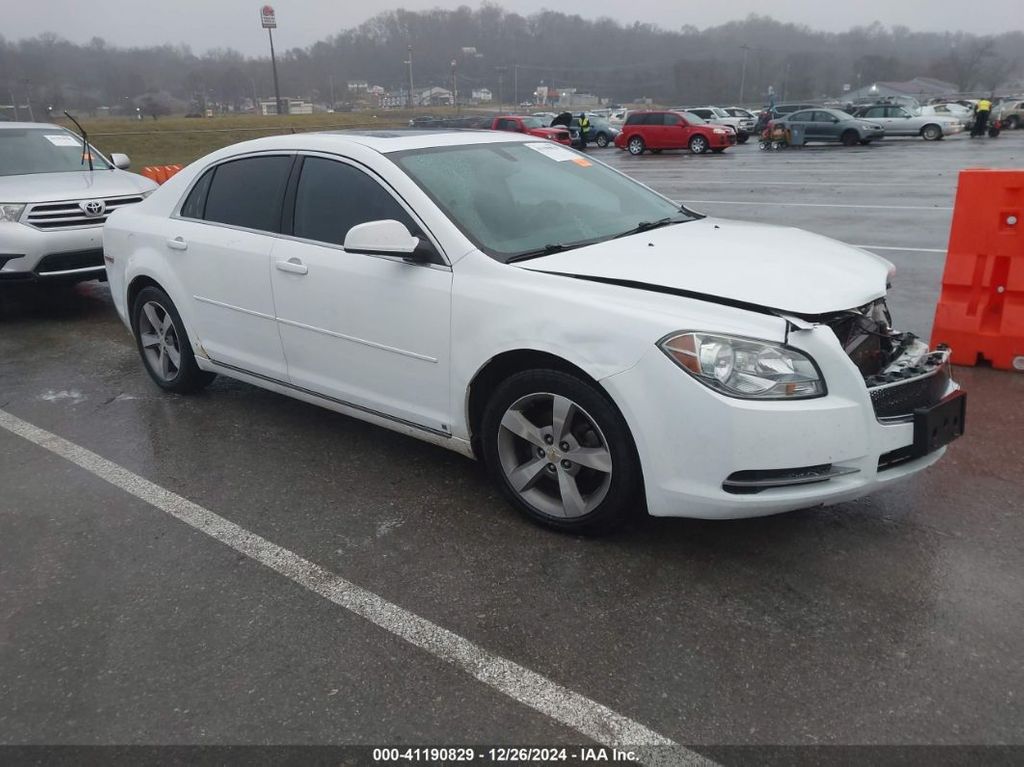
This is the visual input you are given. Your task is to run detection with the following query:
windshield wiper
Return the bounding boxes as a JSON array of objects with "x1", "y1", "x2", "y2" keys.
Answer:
[
  {"x1": 612, "y1": 215, "x2": 690, "y2": 240},
  {"x1": 63, "y1": 110, "x2": 93, "y2": 172},
  {"x1": 506, "y1": 243, "x2": 571, "y2": 263}
]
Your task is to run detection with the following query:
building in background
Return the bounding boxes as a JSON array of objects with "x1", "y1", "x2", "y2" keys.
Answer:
[{"x1": 258, "y1": 98, "x2": 314, "y2": 115}]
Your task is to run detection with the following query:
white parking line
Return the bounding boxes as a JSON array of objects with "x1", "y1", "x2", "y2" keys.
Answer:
[
  {"x1": 0, "y1": 408, "x2": 712, "y2": 765},
  {"x1": 681, "y1": 199, "x2": 953, "y2": 211}
]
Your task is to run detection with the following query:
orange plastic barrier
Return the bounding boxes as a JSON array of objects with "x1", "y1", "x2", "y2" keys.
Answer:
[
  {"x1": 140, "y1": 165, "x2": 182, "y2": 184},
  {"x1": 930, "y1": 169, "x2": 1024, "y2": 371}
]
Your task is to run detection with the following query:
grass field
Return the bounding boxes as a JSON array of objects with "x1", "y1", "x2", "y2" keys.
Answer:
[{"x1": 52, "y1": 111, "x2": 442, "y2": 169}]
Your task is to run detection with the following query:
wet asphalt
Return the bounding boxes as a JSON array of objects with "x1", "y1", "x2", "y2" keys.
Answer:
[{"x1": 1, "y1": 130, "x2": 1022, "y2": 757}]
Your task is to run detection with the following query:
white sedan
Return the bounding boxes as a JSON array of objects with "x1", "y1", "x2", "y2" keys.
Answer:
[{"x1": 103, "y1": 131, "x2": 965, "y2": 533}]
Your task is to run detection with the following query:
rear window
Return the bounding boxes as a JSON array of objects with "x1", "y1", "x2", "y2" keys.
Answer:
[{"x1": 201, "y1": 155, "x2": 292, "y2": 232}]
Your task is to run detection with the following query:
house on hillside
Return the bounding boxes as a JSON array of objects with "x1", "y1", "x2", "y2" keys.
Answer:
[{"x1": 844, "y1": 77, "x2": 958, "y2": 105}]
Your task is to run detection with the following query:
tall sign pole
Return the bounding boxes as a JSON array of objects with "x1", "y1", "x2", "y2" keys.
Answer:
[{"x1": 260, "y1": 5, "x2": 283, "y2": 115}]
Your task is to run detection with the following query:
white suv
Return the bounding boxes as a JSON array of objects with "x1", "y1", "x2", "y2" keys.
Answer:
[
  {"x1": 682, "y1": 107, "x2": 754, "y2": 143},
  {"x1": 0, "y1": 122, "x2": 157, "y2": 285}
]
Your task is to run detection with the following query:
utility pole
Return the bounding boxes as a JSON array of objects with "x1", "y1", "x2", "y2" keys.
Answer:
[
  {"x1": 513, "y1": 63, "x2": 518, "y2": 107},
  {"x1": 495, "y1": 66, "x2": 507, "y2": 110},
  {"x1": 739, "y1": 44, "x2": 750, "y2": 105},
  {"x1": 9, "y1": 89, "x2": 19, "y2": 121},
  {"x1": 405, "y1": 45, "x2": 415, "y2": 109},
  {"x1": 328, "y1": 74, "x2": 335, "y2": 109},
  {"x1": 451, "y1": 59, "x2": 458, "y2": 113},
  {"x1": 260, "y1": 6, "x2": 283, "y2": 115}
]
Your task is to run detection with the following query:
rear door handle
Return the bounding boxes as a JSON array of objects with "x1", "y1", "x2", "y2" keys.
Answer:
[
  {"x1": 275, "y1": 257, "x2": 308, "y2": 275},
  {"x1": 166, "y1": 236, "x2": 188, "y2": 251}
]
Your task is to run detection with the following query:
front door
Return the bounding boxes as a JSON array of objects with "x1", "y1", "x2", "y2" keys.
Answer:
[
  {"x1": 170, "y1": 153, "x2": 293, "y2": 379},
  {"x1": 269, "y1": 155, "x2": 452, "y2": 433}
]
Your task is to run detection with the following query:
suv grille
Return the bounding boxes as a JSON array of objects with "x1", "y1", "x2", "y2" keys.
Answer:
[{"x1": 25, "y1": 195, "x2": 145, "y2": 230}]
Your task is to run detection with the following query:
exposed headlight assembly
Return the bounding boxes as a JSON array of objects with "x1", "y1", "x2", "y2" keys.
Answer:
[
  {"x1": 659, "y1": 332, "x2": 826, "y2": 399},
  {"x1": 0, "y1": 204, "x2": 26, "y2": 223}
]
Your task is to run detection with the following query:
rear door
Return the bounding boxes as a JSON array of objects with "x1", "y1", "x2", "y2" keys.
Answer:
[
  {"x1": 170, "y1": 154, "x2": 293, "y2": 378},
  {"x1": 269, "y1": 154, "x2": 452, "y2": 432}
]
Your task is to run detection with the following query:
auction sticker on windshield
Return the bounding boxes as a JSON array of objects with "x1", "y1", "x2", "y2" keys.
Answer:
[
  {"x1": 524, "y1": 142, "x2": 587, "y2": 164},
  {"x1": 44, "y1": 134, "x2": 81, "y2": 147}
]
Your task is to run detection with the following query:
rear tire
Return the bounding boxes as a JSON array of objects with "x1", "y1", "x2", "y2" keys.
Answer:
[
  {"x1": 1006, "y1": 115, "x2": 1019, "y2": 130},
  {"x1": 481, "y1": 369, "x2": 643, "y2": 535},
  {"x1": 689, "y1": 134, "x2": 709, "y2": 154},
  {"x1": 627, "y1": 136, "x2": 645, "y2": 155},
  {"x1": 736, "y1": 133, "x2": 749, "y2": 144},
  {"x1": 841, "y1": 130, "x2": 859, "y2": 147},
  {"x1": 131, "y1": 286, "x2": 216, "y2": 394}
]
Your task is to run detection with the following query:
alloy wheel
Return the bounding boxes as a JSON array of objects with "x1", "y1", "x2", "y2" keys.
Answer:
[
  {"x1": 138, "y1": 300, "x2": 181, "y2": 382},
  {"x1": 496, "y1": 392, "x2": 613, "y2": 519},
  {"x1": 628, "y1": 137, "x2": 644, "y2": 155},
  {"x1": 690, "y1": 136, "x2": 708, "y2": 153}
]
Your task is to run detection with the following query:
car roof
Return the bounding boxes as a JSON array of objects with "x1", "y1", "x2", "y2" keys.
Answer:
[
  {"x1": 0, "y1": 122, "x2": 73, "y2": 130},
  {"x1": 200, "y1": 129, "x2": 541, "y2": 157}
]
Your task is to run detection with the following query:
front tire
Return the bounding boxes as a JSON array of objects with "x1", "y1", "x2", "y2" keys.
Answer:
[
  {"x1": 627, "y1": 136, "x2": 645, "y2": 155},
  {"x1": 132, "y1": 286, "x2": 215, "y2": 394},
  {"x1": 481, "y1": 370, "x2": 643, "y2": 534},
  {"x1": 595, "y1": 132, "x2": 609, "y2": 148},
  {"x1": 1007, "y1": 115, "x2": 1020, "y2": 130},
  {"x1": 921, "y1": 124, "x2": 942, "y2": 141},
  {"x1": 689, "y1": 134, "x2": 709, "y2": 154},
  {"x1": 841, "y1": 130, "x2": 859, "y2": 147}
]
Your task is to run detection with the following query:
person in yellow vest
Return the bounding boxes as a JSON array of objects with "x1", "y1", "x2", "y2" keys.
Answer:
[{"x1": 971, "y1": 97, "x2": 992, "y2": 137}]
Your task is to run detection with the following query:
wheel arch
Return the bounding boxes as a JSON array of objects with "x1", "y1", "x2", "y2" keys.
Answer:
[
  {"x1": 465, "y1": 348, "x2": 613, "y2": 458},
  {"x1": 126, "y1": 274, "x2": 166, "y2": 330}
]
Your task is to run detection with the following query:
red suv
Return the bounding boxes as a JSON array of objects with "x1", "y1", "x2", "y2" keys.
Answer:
[
  {"x1": 491, "y1": 115, "x2": 572, "y2": 145},
  {"x1": 613, "y1": 111, "x2": 735, "y2": 155}
]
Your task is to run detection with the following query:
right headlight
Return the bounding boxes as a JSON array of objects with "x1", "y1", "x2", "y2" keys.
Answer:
[
  {"x1": 0, "y1": 204, "x2": 26, "y2": 223},
  {"x1": 659, "y1": 332, "x2": 826, "y2": 399}
]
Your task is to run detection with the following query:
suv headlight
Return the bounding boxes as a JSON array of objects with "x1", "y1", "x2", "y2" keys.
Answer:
[
  {"x1": 659, "y1": 332, "x2": 826, "y2": 399},
  {"x1": 0, "y1": 204, "x2": 26, "y2": 223}
]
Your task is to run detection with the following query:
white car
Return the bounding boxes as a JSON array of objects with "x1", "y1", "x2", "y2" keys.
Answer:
[
  {"x1": 0, "y1": 122, "x2": 157, "y2": 284},
  {"x1": 918, "y1": 103, "x2": 973, "y2": 128},
  {"x1": 853, "y1": 105, "x2": 962, "y2": 140},
  {"x1": 683, "y1": 107, "x2": 754, "y2": 142},
  {"x1": 103, "y1": 131, "x2": 965, "y2": 533}
]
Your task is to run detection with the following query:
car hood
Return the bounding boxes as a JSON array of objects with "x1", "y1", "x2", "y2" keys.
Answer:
[
  {"x1": 0, "y1": 170, "x2": 156, "y2": 203},
  {"x1": 517, "y1": 217, "x2": 892, "y2": 315}
]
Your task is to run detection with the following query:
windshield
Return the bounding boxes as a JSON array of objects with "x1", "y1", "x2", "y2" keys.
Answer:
[
  {"x1": 520, "y1": 116, "x2": 545, "y2": 129},
  {"x1": 711, "y1": 108, "x2": 730, "y2": 118},
  {"x1": 0, "y1": 127, "x2": 112, "y2": 176},
  {"x1": 392, "y1": 142, "x2": 696, "y2": 261},
  {"x1": 681, "y1": 112, "x2": 707, "y2": 125}
]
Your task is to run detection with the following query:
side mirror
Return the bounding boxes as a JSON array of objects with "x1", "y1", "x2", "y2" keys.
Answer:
[
  {"x1": 344, "y1": 219, "x2": 431, "y2": 262},
  {"x1": 111, "y1": 153, "x2": 131, "y2": 170}
]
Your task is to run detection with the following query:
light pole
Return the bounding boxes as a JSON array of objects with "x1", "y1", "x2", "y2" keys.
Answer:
[
  {"x1": 513, "y1": 63, "x2": 519, "y2": 107},
  {"x1": 260, "y1": 6, "x2": 283, "y2": 115},
  {"x1": 404, "y1": 45, "x2": 415, "y2": 109},
  {"x1": 450, "y1": 59, "x2": 458, "y2": 112},
  {"x1": 738, "y1": 44, "x2": 750, "y2": 105},
  {"x1": 495, "y1": 66, "x2": 507, "y2": 110}
]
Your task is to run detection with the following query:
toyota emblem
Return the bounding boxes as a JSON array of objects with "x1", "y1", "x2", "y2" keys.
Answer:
[{"x1": 80, "y1": 199, "x2": 106, "y2": 217}]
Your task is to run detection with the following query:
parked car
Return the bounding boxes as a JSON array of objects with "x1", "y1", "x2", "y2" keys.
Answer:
[
  {"x1": 771, "y1": 103, "x2": 820, "y2": 117},
  {"x1": 614, "y1": 110, "x2": 736, "y2": 155},
  {"x1": 917, "y1": 103, "x2": 973, "y2": 129},
  {"x1": 723, "y1": 106, "x2": 758, "y2": 122},
  {"x1": 103, "y1": 130, "x2": 965, "y2": 533},
  {"x1": 771, "y1": 108, "x2": 885, "y2": 146},
  {"x1": 490, "y1": 115, "x2": 571, "y2": 145},
  {"x1": 851, "y1": 104, "x2": 962, "y2": 140},
  {"x1": 994, "y1": 98, "x2": 1024, "y2": 130},
  {"x1": 608, "y1": 109, "x2": 630, "y2": 128},
  {"x1": 557, "y1": 116, "x2": 620, "y2": 148},
  {"x1": 682, "y1": 106, "x2": 754, "y2": 143},
  {"x1": 0, "y1": 122, "x2": 156, "y2": 285}
]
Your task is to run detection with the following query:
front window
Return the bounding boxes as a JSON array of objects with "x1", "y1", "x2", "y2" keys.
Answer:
[
  {"x1": 391, "y1": 142, "x2": 697, "y2": 262},
  {"x1": 519, "y1": 116, "x2": 545, "y2": 129},
  {"x1": 711, "y1": 108, "x2": 730, "y2": 118},
  {"x1": 0, "y1": 127, "x2": 112, "y2": 176},
  {"x1": 681, "y1": 112, "x2": 706, "y2": 125}
]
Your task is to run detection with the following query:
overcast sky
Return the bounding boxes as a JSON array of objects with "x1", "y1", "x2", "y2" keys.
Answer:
[{"x1": 4, "y1": 0, "x2": 1019, "y2": 55}]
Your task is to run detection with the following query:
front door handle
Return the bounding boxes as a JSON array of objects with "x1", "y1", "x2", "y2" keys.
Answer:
[
  {"x1": 275, "y1": 257, "x2": 308, "y2": 275},
  {"x1": 166, "y1": 236, "x2": 188, "y2": 251}
]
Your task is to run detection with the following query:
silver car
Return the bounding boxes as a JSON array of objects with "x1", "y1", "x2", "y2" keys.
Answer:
[
  {"x1": 0, "y1": 122, "x2": 156, "y2": 284},
  {"x1": 852, "y1": 104, "x2": 962, "y2": 140}
]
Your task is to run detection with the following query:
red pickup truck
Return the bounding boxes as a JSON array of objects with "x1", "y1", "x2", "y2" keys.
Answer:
[{"x1": 491, "y1": 115, "x2": 572, "y2": 145}]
